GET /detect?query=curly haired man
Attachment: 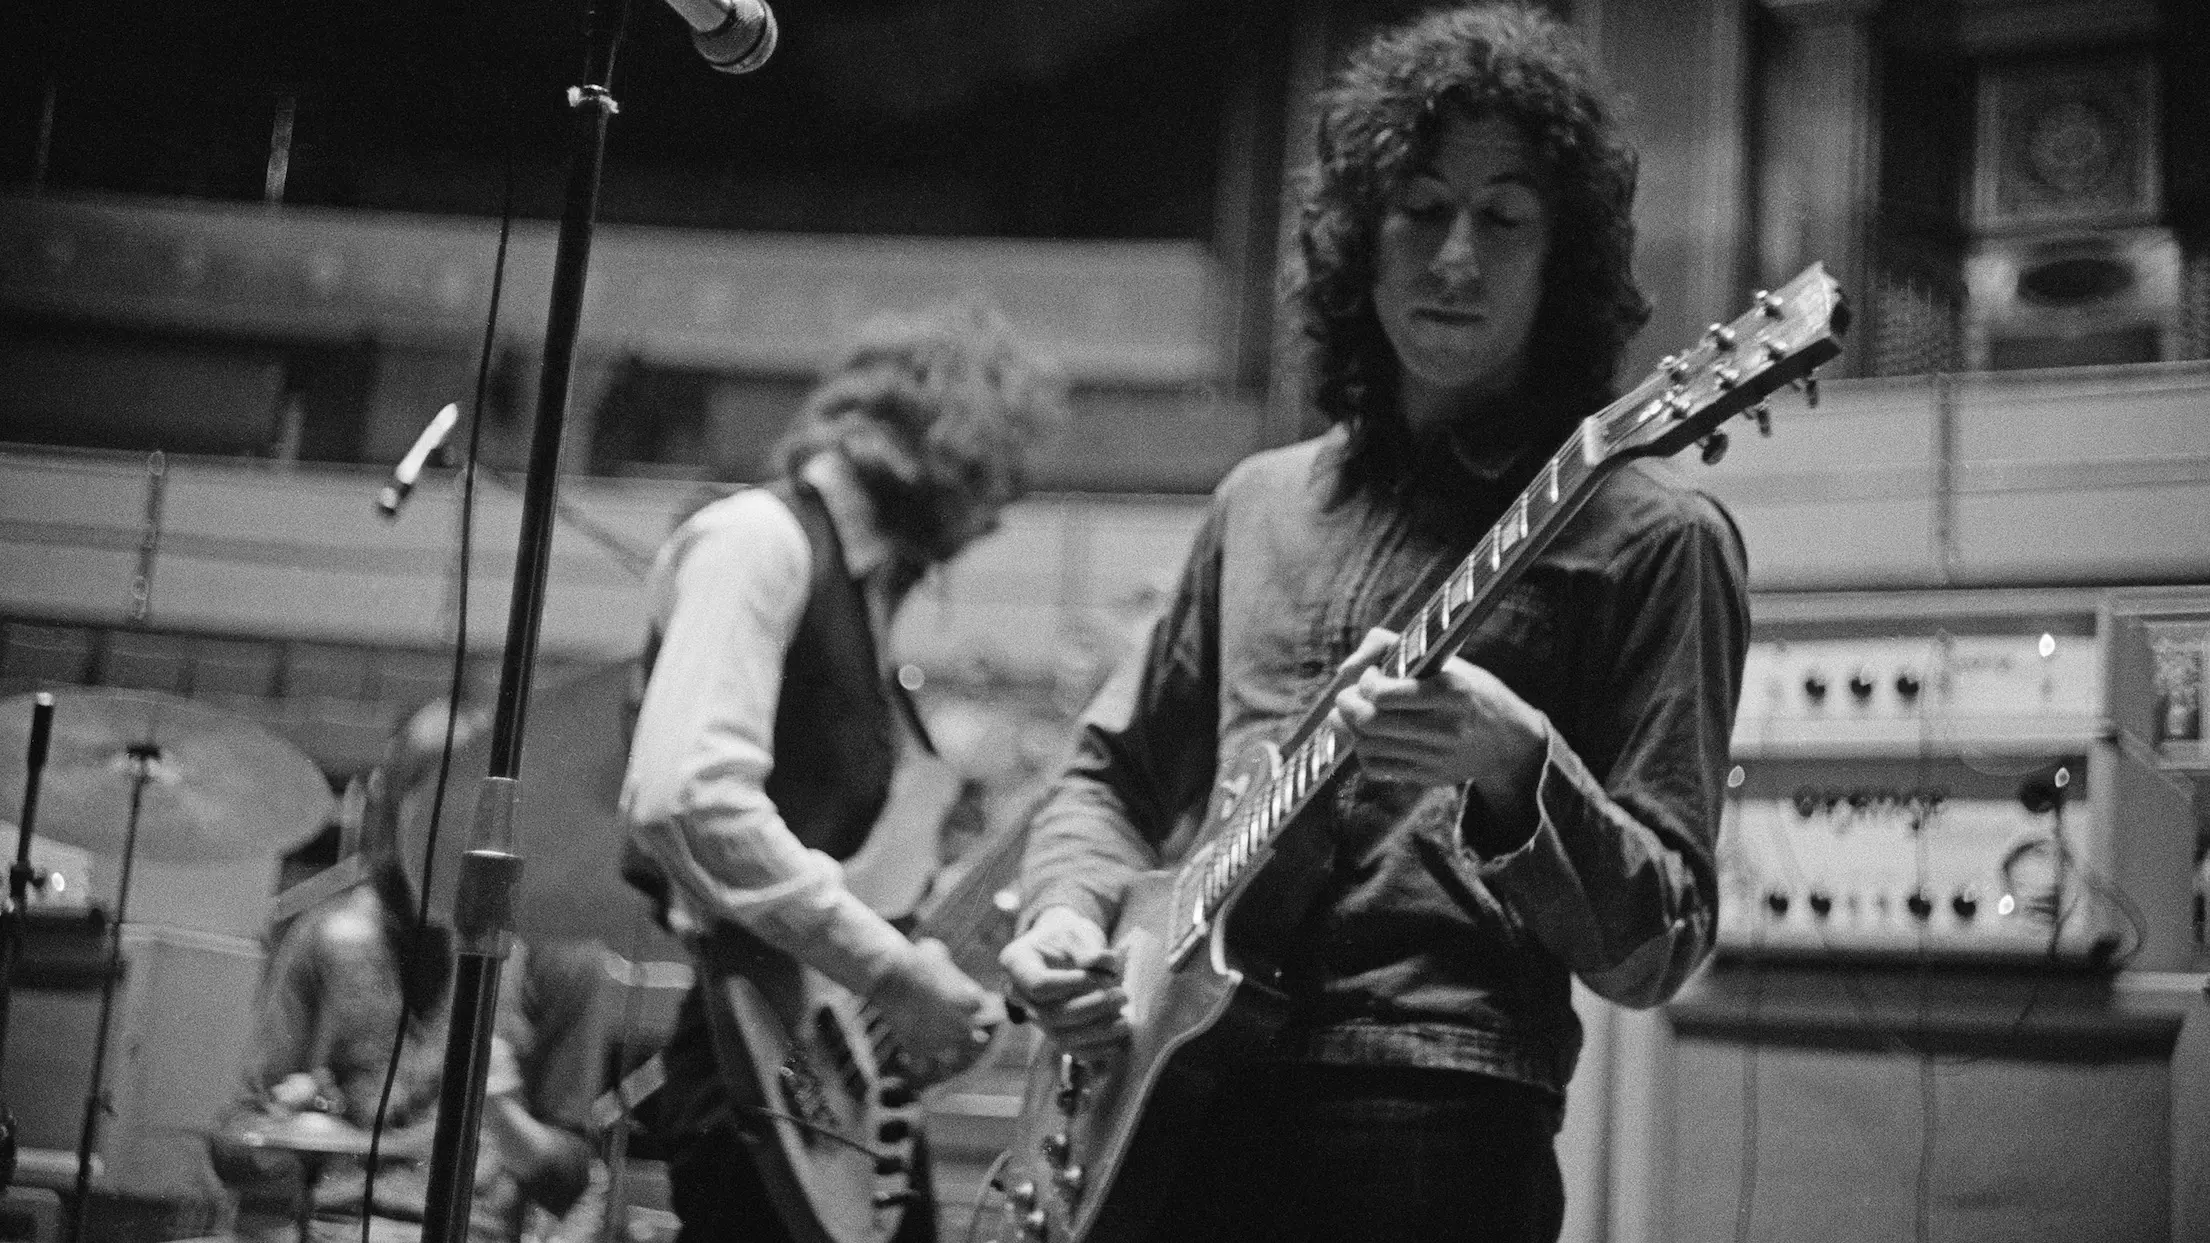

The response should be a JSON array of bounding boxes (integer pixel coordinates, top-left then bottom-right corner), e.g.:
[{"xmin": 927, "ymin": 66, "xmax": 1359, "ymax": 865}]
[{"xmin": 1000, "ymin": 8, "xmax": 1750, "ymax": 1240}]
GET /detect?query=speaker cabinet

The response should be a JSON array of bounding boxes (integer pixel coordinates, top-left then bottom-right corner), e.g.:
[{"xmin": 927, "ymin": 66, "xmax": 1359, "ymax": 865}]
[
  {"xmin": 1960, "ymin": 49, "xmax": 2174, "ymax": 371},
  {"xmin": 1964, "ymin": 226, "xmax": 2181, "ymax": 370}
]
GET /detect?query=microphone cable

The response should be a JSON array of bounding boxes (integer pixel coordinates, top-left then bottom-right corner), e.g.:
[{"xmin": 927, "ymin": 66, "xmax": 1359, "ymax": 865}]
[{"xmin": 357, "ymin": 7, "xmax": 529, "ymax": 1236}]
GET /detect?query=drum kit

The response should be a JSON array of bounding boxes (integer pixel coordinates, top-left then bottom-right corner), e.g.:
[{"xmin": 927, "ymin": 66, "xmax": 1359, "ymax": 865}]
[
  {"xmin": 1, "ymin": 665, "xmax": 669, "ymax": 1243},
  {"xmin": 0, "ymin": 687, "xmax": 335, "ymax": 1241}
]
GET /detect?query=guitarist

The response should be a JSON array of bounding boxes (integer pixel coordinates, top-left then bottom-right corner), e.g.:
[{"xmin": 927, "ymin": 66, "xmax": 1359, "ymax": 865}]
[
  {"xmin": 999, "ymin": 6, "xmax": 1750, "ymax": 1242},
  {"xmin": 620, "ymin": 301, "xmax": 1064, "ymax": 1243}
]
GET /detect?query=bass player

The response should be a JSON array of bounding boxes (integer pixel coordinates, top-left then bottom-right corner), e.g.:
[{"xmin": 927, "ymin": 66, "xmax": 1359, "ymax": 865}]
[
  {"xmin": 620, "ymin": 301, "xmax": 1065, "ymax": 1243},
  {"xmin": 998, "ymin": 6, "xmax": 1751, "ymax": 1241}
]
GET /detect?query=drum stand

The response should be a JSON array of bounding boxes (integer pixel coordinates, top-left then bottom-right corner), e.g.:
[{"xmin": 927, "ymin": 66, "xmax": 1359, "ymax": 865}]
[
  {"xmin": 0, "ymin": 693, "xmax": 58, "ymax": 1195},
  {"xmin": 65, "ymin": 744, "xmax": 158, "ymax": 1243}
]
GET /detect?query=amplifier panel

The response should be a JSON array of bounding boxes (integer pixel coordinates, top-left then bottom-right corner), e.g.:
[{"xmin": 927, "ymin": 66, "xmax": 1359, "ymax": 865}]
[
  {"xmin": 1733, "ymin": 633, "xmax": 2101, "ymax": 757},
  {"xmin": 1715, "ymin": 760, "xmax": 2114, "ymax": 963}
]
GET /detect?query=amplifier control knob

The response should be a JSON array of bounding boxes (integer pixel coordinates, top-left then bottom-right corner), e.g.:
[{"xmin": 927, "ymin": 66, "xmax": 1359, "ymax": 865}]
[
  {"xmin": 1764, "ymin": 890, "xmax": 1791, "ymax": 917},
  {"xmin": 1803, "ymin": 672, "xmax": 1830, "ymax": 703},
  {"xmin": 1952, "ymin": 890, "xmax": 1979, "ymax": 921},
  {"xmin": 1894, "ymin": 670, "xmax": 1923, "ymax": 701},
  {"xmin": 1906, "ymin": 890, "xmax": 1935, "ymax": 921},
  {"xmin": 1848, "ymin": 670, "xmax": 1876, "ymax": 701},
  {"xmin": 1808, "ymin": 890, "xmax": 1834, "ymax": 919}
]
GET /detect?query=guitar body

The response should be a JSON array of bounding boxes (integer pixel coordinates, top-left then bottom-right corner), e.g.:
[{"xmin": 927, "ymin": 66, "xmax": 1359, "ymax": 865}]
[
  {"xmin": 993, "ymin": 745, "xmax": 1295, "ymax": 1243},
  {"xmin": 690, "ymin": 927, "xmax": 925, "ymax": 1243},
  {"xmin": 683, "ymin": 764, "xmax": 1032, "ymax": 1243}
]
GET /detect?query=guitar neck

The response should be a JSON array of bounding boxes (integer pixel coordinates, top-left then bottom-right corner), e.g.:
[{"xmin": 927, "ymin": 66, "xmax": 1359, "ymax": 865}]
[
  {"xmin": 1170, "ymin": 411, "xmax": 1625, "ymax": 963},
  {"xmin": 1165, "ymin": 262, "xmax": 1847, "ymax": 970}
]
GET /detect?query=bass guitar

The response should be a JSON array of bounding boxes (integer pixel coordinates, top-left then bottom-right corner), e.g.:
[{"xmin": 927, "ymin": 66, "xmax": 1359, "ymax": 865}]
[
  {"xmin": 989, "ymin": 264, "xmax": 1850, "ymax": 1243},
  {"xmin": 688, "ymin": 764, "xmax": 1034, "ymax": 1243}
]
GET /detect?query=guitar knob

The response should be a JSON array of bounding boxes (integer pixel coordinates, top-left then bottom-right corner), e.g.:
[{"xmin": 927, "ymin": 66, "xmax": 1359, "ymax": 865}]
[
  {"xmin": 1023, "ymin": 1208, "xmax": 1048, "ymax": 1236},
  {"xmin": 877, "ymin": 1118, "xmax": 912, "ymax": 1143},
  {"xmin": 1008, "ymin": 1181, "xmax": 1038, "ymax": 1207},
  {"xmin": 875, "ymin": 1154, "xmax": 909, "ymax": 1176},
  {"xmin": 879, "ymin": 1081, "xmax": 916, "ymax": 1108},
  {"xmin": 1055, "ymin": 1164, "xmax": 1085, "ymax": 1196},
  {"xmin": 872, "ymin": 1189, "xmax": 923, "ymax": 1209},
  {"xmin": 1041, "ymin": 1132, "xmax": 1071, "ymax": 1164},
  {"xmin": 1698, "ymin": 432, "xmax": 1729, "ymax": 465},
  {"xmin": 1056, "ymin": 1087, "xmax": 1082, "ymax": 1116}
]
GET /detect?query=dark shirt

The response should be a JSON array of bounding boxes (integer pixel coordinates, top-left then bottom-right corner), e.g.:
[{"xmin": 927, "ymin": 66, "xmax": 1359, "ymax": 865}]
[{"xmin": 1020, "ymin": 426, "xmax": 1750, "ymax": 1095}]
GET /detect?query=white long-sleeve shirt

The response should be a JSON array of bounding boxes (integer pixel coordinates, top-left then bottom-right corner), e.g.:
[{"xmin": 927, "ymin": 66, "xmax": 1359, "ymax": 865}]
[{"xmin": 620, "ymin": 463, "xmax": 917, "ymax": 996}]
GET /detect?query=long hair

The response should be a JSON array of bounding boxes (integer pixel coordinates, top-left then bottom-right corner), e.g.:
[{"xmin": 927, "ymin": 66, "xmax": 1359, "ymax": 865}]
[
  {"xmin": 771, "ymin": 300, "xmax": 1069, "ymax": 579},
  {"xmin": 1293, "ymin": 3, "xmax": 1651, "ymax": 494}
]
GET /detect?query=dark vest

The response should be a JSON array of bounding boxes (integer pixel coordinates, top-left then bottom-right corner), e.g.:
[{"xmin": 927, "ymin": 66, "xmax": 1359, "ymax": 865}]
[
  {"xmin": 628, "ymin": 478, "xmax": 928, "ymax": 869},
  {"xmin": 758, "ymin": 477, "xmax": 901, "ymax": 861}
]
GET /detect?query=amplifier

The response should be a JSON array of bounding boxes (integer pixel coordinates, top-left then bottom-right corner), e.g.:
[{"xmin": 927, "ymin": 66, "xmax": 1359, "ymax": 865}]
[
  {"xmin": 1732, "ymin": 632, "xmax": 2101, "ymax": 757},
  {"xmin": 1715, "ymin": 612, "xmax": 2196, "ymax": 969},
  {"xmin": 0, "ymin": 926, "xmax": 264, "ymax": 1199},
  {"xmin": 1716, "ymin": 758, "xmax": 2116, "ymax": 964}
]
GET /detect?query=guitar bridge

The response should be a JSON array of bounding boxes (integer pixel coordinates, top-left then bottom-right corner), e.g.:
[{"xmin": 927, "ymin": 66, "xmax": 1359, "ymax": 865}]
[{"xmin": 779, "ymin": 1054, "xmax": 838, "ymax": 1133}]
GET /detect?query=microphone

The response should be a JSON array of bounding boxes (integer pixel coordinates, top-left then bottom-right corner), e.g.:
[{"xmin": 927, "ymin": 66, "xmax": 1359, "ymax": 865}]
[
  {"xmin": 664, "ymin": 0, "xmax": 778, "ymax": 74},
  {"xmin": 377, "ymin": 403, "xmax": 460, "ymax": 519}
]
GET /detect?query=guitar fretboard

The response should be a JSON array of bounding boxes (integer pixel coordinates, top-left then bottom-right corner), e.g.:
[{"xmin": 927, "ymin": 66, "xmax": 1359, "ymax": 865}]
[
  {"xmin": 1165, "ymin": 263, "xmax": 1845, "ymax": 968},
  {"xmin": 1173, "ymin": 410, "xmax": 1618, "ymax": 961}
]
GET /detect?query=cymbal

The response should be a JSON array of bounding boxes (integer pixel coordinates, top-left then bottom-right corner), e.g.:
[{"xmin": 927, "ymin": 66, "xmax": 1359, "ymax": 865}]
[
  {"xmin": 1, "ymin": 688, "xmax": 334, "ymax": 865},
  {"xmin": 222, "ymin": 1110, "xmax": 376, "ymax": 1157}
]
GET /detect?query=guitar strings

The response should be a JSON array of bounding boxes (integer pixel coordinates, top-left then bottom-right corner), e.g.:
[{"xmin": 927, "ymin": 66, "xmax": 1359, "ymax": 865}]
[
  {"xmin": 728, "ymin": 1103, "xmax": 891, "ymax": 1161},
  {"xmin": 964, "ymin": 1150, "xmax": 1015, "ymax": 1243}
]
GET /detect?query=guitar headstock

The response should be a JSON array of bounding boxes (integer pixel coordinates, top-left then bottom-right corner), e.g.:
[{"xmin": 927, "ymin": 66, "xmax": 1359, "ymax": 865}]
[{"xmin": 1598, "ymin": 262, "xmax": 1849, "ymax": 465}]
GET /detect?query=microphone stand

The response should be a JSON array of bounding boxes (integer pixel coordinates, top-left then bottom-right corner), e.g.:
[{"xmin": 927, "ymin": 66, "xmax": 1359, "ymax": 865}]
[
  {"xmin": 0, "ymin": 693, "xmax": 58, "ymax": 1195},
  {"xmin": 418, "ymin": 1, "xmax": 632, "ymax": 1239}
]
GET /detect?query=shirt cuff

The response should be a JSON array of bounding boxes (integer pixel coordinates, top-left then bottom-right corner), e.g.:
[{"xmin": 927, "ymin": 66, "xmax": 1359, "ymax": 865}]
[
  {"xmin": 1463, "ymin": 722, "xmax": 1600, "ymax": 880},
  {"xmin": 640, "ymin": 831, "xmax": 916, "ymax": 997},
  {"xmin": 1019, "ymin": 883, "xmax": 1116, "ymax": 936}
]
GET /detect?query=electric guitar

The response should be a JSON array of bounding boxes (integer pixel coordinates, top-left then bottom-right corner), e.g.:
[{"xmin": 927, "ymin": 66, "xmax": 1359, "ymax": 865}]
[
  {"xmin": 988, "ymin": 264, "xmax": 1850, "ymax": 1243},
  {"xmin": 688, "ymin": 776, "xmax": 1033, "ymax": 1243}
]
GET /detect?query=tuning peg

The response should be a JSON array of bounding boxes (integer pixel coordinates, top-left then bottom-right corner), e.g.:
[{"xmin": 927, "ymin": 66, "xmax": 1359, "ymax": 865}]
[
  {"xmin": 1755, "ymin": 289, "xmax": 1784, "ymax": 318},
  {"xmin": 1713, "ymin": 365, "xmax": 1741, "ymax": 390},
  {"xmin": 1705, "ymin": 323, "xmax": 1738, "ymax": 350},
  {"xmin": 1662, "ymin": 353, "xmax": 1688, "ymax": 384},
  {"xmin": 1751, "ymin": 403, "xmax": 1772, "ymax": 436},
  {"xmin": 1792, "ymin": 374, "xmax": 1821, "ymax": 408},
  {"xmin": 1698, "ymin": 432, "xmax": 1730, "ymax": 465}
]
